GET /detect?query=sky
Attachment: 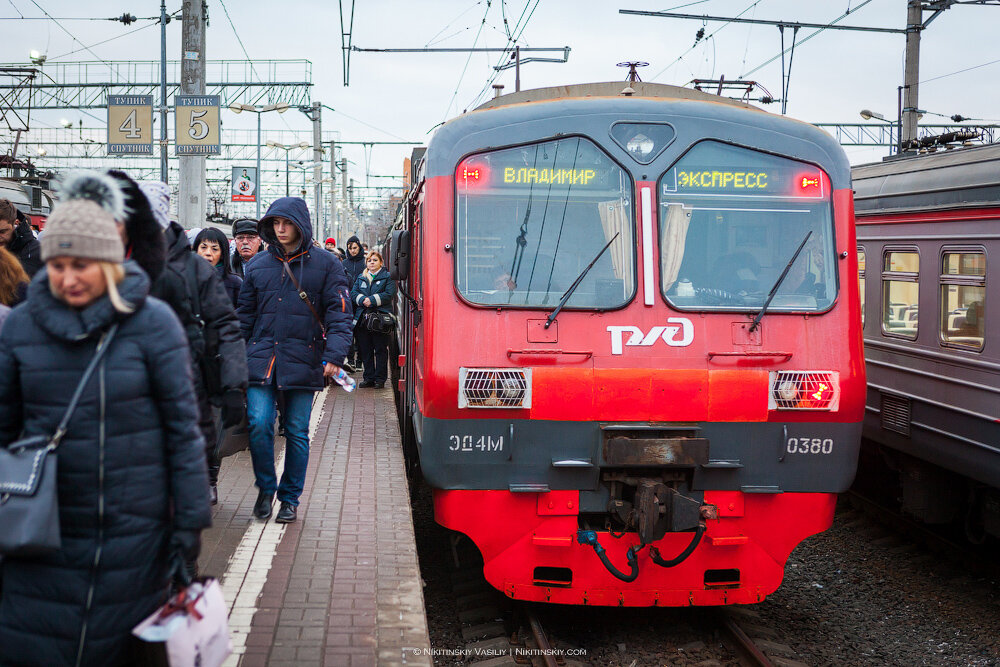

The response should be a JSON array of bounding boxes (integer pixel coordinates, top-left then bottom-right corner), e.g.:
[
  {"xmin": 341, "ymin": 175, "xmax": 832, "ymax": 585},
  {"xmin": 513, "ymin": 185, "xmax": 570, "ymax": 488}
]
[{"xmin": 4, "ymin": 0, "xmax": 1000, "ymax": 208}]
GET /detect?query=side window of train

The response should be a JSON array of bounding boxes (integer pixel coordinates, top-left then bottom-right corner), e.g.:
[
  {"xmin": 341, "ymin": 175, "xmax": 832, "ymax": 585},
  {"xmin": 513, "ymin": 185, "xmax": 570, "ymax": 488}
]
[
  {"xmin": 657, "ymin": 140, "xmax": 836, "ymax": 312},
  {"xmin": 857, "ymin": 247, "xmax": 866, "ymax": 328},
  {"xmin": 881, "ymin": 248, "xmax": 919, "ymax": 340},
  {"xmin": 940, "ymin": 248, "xmax": 985, "ymax": 351},
  {"xmin": 454, "ymin": 136, "xmax": 636, "ymax": 308}
]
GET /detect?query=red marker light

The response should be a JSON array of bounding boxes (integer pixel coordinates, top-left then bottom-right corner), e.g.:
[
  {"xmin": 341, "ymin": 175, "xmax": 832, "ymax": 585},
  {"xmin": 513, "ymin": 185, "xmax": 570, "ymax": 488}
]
[
  {"xmin": 457, "ymin": 162, "xmax": 489, "ymax": 187},
  {"xmin": 800, "ymin": 176, "xmax": 819, "ymax": 189}
]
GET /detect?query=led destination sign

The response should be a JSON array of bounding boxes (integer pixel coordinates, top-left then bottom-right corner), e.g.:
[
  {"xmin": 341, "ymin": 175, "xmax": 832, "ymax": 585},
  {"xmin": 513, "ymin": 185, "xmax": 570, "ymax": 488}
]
[
  {"xmin": 458, "ymin": 162, "xmax": 605, "ymax": 187},
  {"xmin": 663, "ymin": 165, "xmax": 825, "ymax": 199}
]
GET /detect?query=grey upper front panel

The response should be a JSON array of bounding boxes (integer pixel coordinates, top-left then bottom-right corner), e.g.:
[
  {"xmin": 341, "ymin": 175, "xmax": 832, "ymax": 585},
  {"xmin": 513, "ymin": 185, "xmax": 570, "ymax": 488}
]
[
  {"xmin": 853, "ymin": 143, "xmax": 1000, "ymax": 214},
  {"xmin": 425, "ymin": 84, "xmax": 851, "ymax": 189}
]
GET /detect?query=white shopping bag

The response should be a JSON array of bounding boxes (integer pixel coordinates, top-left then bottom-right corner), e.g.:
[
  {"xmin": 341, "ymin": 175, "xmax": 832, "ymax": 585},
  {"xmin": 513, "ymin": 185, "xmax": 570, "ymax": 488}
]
[{"xmin": 133, "ymin": 578, "xmax": 233, "ymax": 667}]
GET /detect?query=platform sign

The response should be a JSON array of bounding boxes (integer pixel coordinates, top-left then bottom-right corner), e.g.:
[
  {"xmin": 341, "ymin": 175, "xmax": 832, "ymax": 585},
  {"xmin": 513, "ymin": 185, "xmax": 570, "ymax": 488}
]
[
  {"xmin": 107, "ymin": 95, "xmax": 154, "ymax": 155},
  {"xmin": 232, "ymin": 167, "xmax": 257, "ymax": 202},
  {"xmin": 175, "ymin": 95, "xmax": 221, "ymax": 155}
]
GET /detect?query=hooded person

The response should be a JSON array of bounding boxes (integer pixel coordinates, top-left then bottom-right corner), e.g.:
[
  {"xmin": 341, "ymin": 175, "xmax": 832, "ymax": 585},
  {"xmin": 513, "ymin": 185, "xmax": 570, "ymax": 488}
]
[
  {"xmin": 0, "ymin": 173, "xmax": 210, "ymax": 666},
  {"xmin": 236, "ymin": 197, "xmax": 353, "ymax": 523},
  {"xmin": 0, "ymin": 198, "xmax": 44, "ymax": 277},
  {"xmin": 342, "ymin": 234, "xmax": 365, "ymax": 291},
  {"xmin": 102, "ymin": 171, "xmax": 248, "ymax": 507}
]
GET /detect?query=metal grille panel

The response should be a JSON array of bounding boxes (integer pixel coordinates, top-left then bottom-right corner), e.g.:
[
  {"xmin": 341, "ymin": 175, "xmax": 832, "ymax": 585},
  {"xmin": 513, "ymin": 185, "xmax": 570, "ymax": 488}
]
[
  {"xmin": 459, "ymin": 368, "xmax": 531, "ymax": 409},
  {"xmin": 768, "ymin": 371, "xmax": 840, "ymax": 411},
  {"xmin": 880, "ymin": 393, "xmax": 911, "ymax": 435}
]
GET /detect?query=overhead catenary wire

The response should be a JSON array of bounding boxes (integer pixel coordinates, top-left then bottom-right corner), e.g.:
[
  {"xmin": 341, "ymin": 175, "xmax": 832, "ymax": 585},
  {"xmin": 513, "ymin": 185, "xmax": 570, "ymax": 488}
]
[
  {"xmin": 443, "ymin": 0, "xmax": 493, "ymax": 121},
  {"xmin": 27, "ymin": 0, "xmax": 112, "ymax": 65},
  {"xmin": 49, "ymin": 17, "xmax": 166, "ymax": 60},
  {"xmin": 919, "ymin": 56, "xmax": 1000, "ymax": 84},
  {"xmin": 465, "ymin": 0, "xmax": 542, "ymax": 110}
]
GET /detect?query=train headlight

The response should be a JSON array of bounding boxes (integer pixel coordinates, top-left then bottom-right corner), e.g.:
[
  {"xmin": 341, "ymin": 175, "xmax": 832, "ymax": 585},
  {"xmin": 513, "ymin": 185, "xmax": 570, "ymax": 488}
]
[
  {"xmin": 459, "ymin": 368, "xmax": 532, "ymax": 409},
  {"xmin": 768, "ymin": 371, "xmax": 840, "ymax": 411}
]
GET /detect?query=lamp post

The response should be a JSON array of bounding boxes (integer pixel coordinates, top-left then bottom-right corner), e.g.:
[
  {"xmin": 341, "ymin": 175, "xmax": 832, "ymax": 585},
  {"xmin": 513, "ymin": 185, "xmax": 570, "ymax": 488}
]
[
  {"xmin": 860, "ymin": 109, "xmax": 897, "ymax": 155},
  {"xmin": 266, "ymin": 140, "xmax": 310, "ymax": 197},
  {"xmin": 228, "ymin": 102, "xmax": 290, "ymax": 218}
]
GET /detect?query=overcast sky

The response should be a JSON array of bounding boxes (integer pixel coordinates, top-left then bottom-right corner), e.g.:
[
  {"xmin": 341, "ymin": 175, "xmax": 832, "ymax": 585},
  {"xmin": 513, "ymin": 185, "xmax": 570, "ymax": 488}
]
[{"xmin": 5, "ymin": 0, "xmax": 1000, "ymax": 198}]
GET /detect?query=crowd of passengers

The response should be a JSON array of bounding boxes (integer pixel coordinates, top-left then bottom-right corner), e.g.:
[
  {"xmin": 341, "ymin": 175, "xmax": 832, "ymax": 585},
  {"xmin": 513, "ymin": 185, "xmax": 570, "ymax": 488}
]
[{"xmin": 0, "ymin": 169, "xmax": 396, "ymax": 666}]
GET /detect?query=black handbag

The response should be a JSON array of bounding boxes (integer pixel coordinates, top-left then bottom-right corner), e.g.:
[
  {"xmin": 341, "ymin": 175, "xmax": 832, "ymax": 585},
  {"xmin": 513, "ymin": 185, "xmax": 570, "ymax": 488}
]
[
  {"xmin": 363, "ymin": 310, "xmax": 395, "ymax": 333},
  {"xmin": 0, "ymin": 324, "xmax": 118, "ymax": 556}
]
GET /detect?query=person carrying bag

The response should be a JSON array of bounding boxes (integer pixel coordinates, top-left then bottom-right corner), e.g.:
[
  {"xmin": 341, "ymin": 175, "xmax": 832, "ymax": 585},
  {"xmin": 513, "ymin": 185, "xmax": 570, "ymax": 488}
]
[
  {"xmin": 350, "ymin": 250, "xmax": 397, "ymax": 389},
  {"xmin": 0, "ymin": 173, "xmax": 212, "ymax": 667}
]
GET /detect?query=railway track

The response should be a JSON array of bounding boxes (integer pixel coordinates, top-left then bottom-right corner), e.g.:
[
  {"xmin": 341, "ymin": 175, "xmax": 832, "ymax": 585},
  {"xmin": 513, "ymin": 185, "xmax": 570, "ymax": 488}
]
[{"xmin": 846, "ymin": 489, "xmax": 1000, "ymax": 582}]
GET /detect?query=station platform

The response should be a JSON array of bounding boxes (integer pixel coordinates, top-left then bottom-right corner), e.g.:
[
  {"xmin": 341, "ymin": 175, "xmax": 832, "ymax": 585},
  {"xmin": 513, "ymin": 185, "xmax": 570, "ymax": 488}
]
[{"xmin": 198, "ymin": 385, "xmax": 432, "ymax": 667}]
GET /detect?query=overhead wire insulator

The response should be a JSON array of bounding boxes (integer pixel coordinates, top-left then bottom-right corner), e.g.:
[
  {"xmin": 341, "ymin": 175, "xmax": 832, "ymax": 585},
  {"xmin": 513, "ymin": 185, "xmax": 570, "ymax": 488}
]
[{"xmin": 118, "ymin": 13, "xmax": 137, "ymax": 25}]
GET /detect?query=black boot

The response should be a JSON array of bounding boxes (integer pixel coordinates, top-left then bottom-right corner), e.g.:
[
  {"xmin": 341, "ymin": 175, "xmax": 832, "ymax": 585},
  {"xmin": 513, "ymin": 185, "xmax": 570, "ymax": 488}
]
[
  {"xmin": 275, "ymin": 502, "xmax": 297, "ymax": 523},
  {"xmin": 209, "ymin": 484, "xmax": 218, "ymax": 506},
  {"xmin": 254, "ymin": 490, "xmax": 274, "ymax": 520}
]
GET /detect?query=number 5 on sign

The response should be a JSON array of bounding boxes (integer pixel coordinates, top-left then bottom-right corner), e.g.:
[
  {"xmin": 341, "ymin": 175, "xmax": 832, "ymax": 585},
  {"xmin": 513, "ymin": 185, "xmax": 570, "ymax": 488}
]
[
  {"xmin": 107, "ymin": 95, "xmax": 154, "ymax": 155},
  {"xmin": 175, "ymin": 95, "xmax": 221, "ymax": 155}
]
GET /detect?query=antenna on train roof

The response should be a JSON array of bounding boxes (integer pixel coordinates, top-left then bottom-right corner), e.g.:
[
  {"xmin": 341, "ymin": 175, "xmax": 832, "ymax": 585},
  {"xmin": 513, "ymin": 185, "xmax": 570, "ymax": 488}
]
[{"xmin": 617, "ymin": 61, "xmax": 648, "ymax": 96}]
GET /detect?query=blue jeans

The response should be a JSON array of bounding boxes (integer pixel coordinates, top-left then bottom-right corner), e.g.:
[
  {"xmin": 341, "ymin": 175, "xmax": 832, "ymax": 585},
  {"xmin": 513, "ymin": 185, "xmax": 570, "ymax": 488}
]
[{"xmin": 247, "ymin": 385, "xmax": 315, "ymax": 506}]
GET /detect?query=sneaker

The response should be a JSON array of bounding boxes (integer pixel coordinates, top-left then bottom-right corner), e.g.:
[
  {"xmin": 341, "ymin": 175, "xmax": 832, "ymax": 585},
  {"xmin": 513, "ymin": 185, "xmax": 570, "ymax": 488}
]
[
  {"xmin": 342, "ymin": 362, "xmax": 357, "ymax": 374},
  {"xmin": 253, "ymin": 490, "xmax": 274, "ymax": 520},
  {"xmin": 275, "ymin": 502, "xmax": 297, "ymax": 523}
]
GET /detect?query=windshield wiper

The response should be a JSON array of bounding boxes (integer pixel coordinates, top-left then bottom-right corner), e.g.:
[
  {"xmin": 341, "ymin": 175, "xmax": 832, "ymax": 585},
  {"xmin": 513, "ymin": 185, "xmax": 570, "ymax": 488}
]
[
  {"xmin": 545, "ymin": 232, "xmax": 619, "ymax": 329},
  {"xmin": 748, "ymin": 230, "xmax": 812, "ymax": 333}
]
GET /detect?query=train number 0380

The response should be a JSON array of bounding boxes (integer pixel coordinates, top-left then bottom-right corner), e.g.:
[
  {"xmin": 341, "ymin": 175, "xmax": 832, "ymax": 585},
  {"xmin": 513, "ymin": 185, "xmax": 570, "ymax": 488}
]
[{"xmin": 786, "ymin": 437, "xmax": 834, "ymax": 455}]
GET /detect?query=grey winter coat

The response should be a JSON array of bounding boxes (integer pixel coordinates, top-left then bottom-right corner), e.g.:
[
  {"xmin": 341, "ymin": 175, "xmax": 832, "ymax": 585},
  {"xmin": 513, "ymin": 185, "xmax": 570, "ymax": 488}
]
[{"xmin": 0, "ymin": 263, "xmax": 211, "ymax": 667}]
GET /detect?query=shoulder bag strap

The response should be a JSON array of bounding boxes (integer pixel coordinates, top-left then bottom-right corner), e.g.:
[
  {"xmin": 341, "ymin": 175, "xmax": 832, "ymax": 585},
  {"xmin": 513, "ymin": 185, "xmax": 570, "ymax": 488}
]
[
  {"xmin": 50, "ymin": 323, "xmax": 119, "ymax": 449},
  {"xmin": 281, "ymin": 260, "xmax": 326, "ymax": 338}
]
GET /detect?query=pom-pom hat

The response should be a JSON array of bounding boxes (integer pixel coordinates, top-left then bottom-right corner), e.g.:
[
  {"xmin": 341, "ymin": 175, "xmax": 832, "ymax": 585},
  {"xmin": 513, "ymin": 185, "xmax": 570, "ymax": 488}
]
[{"xmin": 40, "ymin": 170, "xmax": 125, "ymax": 263}]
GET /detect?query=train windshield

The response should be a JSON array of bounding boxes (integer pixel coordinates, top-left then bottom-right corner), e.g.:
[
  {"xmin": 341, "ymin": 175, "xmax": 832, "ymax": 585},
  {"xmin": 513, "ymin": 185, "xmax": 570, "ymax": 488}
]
[
  {"xmin": 455, "ymin": 137, "xmax": 635, "ymax": 308},
  {"xmin": 658, "ymin": 141, "xmax": 837, "ymax": 312}
]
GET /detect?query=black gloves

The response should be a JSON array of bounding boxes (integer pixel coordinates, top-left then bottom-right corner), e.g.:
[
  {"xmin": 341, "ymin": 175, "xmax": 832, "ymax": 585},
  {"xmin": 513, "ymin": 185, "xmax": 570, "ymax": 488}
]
[
  {"xmin": 170, "ymin": 529, "xmax": 202, "ymax": 563},
  {"xmin": 220, "ymin": 389, "xmax": 245, "ymax": 429}
]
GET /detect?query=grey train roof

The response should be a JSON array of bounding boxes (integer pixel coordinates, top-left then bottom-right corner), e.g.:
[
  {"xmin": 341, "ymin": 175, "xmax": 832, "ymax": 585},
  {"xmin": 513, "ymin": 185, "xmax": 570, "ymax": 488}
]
[
  {"xmin": 424, "ymin": 81, "xmax": 851, "ymax": 189},
  {"xmin": 853, "ymin": 143, "xmax": 1000, "ymax": 215}
]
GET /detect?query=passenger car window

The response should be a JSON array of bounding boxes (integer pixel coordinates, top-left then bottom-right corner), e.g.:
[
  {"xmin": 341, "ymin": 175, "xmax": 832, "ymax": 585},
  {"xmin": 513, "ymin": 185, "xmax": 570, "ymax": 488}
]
[
  {"xmin": 940, "ymin": 250, "xmax": 985, "ymax": 351},
  {"xmin": 657, "ymin": 141, "xmax": 836, "ymax": 312},
  {"xmin": 881, "ymin": 250, "xmax": 919, "ymax": 339},
  {"xmin": 455, "ymin": 137, "xmax": 635, "ymax": 308}
]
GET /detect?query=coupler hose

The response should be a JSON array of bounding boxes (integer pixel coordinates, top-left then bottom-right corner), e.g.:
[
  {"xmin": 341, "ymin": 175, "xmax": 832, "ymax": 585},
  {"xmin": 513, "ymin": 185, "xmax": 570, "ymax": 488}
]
[
  {"xmin": 649, "ymin": 523, "xmax": 706, "ymax": 568},
  {"xmin": 577, "ymin": 530, "xmax": 640, "ymax": 582}
]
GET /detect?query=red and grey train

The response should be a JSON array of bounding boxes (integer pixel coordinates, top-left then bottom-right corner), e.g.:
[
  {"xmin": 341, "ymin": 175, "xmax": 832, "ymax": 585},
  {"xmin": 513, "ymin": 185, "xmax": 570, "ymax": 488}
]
[
  {"xmin": 853, "ymin": 143, "xmax": 1000, "ymax": 541},
  {"xmin": 387, "ymin": 81, "xmax": 865, "ymax": 606}
]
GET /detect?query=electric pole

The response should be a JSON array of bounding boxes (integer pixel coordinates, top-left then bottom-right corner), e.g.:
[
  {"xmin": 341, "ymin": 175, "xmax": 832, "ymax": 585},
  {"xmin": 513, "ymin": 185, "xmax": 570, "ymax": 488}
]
[
  {"xmin": 311, "ymin": 101, "xmax": 323, "ymax": 238},
  {"xmin": 159, "ymin": 0, "xmax": 168, "ymax": 182},
  {"xmin": 179, "ymin": 0, "xmax": 207, "ymax": 227},
  {"xmin": 902, "ymin": 1, "xmax": 923, "ymax": 147}
]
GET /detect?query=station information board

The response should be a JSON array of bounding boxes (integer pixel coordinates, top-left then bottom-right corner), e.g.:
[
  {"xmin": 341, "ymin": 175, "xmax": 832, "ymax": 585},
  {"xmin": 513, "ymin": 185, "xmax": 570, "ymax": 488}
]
[
  {"xmin": 107, "ymin": 95, "xmax": 154, "ymax": 155},
  {"xmin": 175, "ymin": 95, "xmax": 221, "ymax": 155}
]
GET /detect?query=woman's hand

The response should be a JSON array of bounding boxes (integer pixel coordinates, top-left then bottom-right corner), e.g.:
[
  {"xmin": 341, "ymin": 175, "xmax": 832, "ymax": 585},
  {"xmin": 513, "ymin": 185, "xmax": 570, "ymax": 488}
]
[{"xmin": 363, "ymin": 297, "xmax": 371, "ymax": 307}]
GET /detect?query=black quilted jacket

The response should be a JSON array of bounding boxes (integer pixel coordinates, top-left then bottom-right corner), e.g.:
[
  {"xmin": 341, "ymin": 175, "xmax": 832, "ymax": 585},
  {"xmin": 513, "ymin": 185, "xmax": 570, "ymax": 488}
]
[{"xmin": 0, "ymin": 263, "xmax": 211, "ymax": 667}]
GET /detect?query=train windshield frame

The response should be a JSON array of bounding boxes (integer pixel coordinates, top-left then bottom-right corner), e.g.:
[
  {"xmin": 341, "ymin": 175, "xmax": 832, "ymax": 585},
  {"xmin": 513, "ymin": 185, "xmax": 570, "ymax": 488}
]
[
  {"xmin": 454, "ymin": 136, "xmax": 637, "ymax": 309},
  {"xmin": 657, "ymin": 140, "xmax": 838, "ymax": 313}
]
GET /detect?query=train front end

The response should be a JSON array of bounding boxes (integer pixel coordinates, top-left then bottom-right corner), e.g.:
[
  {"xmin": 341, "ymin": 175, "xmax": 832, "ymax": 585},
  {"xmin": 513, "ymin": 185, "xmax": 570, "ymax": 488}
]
[{"xmin": 404, "ymin": 83, "xmax": 865, "ymax": 606}]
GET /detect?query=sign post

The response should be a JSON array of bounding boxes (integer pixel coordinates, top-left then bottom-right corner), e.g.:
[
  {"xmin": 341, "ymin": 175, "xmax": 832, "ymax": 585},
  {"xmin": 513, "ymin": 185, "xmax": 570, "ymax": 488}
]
[
  {"xmin": 175, "ymin": 95, "xmax": 221, "ymax": 155},
  {"xmin": 107, "ymin": 95, "xmax": 154, "ymax": 155}
]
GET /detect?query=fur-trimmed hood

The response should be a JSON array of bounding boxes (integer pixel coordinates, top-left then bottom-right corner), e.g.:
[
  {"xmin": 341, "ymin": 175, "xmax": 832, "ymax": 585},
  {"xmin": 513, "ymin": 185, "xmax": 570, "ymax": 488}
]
[{"xmin": 106, "ymin": 170, "xmax": 167, "ymax": 281}]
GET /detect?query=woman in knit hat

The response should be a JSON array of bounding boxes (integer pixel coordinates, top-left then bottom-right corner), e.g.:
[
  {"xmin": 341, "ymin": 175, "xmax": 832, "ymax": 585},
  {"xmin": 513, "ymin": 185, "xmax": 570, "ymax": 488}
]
[{"xmin": 0, "ymin": 172, "xmax": 211, "ymax": 667}]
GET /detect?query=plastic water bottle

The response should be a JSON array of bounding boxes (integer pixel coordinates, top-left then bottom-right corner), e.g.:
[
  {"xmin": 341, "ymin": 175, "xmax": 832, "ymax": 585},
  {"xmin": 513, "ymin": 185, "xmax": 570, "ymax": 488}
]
[{"xmin": 330, "ymin": 365, "xmax": 356, "ymax": 393}]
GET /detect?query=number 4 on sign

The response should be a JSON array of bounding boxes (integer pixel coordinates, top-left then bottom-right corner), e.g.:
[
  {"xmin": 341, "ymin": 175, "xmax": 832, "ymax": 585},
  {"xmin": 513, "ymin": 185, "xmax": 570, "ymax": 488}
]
[{"xmin": 119, "ymin": 109, "xmax": 141, "ymax": 139}]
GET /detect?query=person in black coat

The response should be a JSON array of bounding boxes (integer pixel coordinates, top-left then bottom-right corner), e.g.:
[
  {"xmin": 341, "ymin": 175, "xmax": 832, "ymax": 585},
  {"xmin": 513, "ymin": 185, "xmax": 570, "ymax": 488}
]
[
  {"xmin": 350, "ymin": 250, "xmax": 397, "ymax": 388},
  {"xmin": 0, "ymin": 192, "xmax": 211, "ymax": 667},
  {"xmin": 111, "ymin": 174, "xmax": 247, "ymax": 506},
  {"xmin": 342, "ymin": 235, "xmax": 365, "ymax": 368},
  {"xmin": 237, "ymin": 197, "xmax": 353, "ymax": 523},
  {"xmin": 193, "ymin": 227, "xmax": 243, "ymax": 307},
  {"xmin": 231, "ymin": 217, "xmax": 264, "ymax": 279},
  {"xmin": 0, "ymin": 199, "xmax": 42, "ymax": 277}
]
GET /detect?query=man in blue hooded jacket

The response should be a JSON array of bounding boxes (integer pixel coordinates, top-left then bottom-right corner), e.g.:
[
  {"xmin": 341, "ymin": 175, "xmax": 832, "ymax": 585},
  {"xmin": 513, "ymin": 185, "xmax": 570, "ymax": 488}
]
[{"xmin": 237, "ymin": 197, "xmax": 353, "ymax": 522}]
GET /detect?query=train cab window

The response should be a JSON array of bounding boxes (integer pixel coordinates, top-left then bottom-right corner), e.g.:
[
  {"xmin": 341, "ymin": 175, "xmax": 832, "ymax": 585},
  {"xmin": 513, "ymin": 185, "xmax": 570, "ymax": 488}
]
[
  {"xmin": 940, "ymin": 250, "xmax": 985, "ymax": 351},
  {"xmin": 858, "ymin": 247, "xmax": 866, "ymax": 328},
  {"xmin": 657, "ymin": 141, "xmax": 836, "ymax": 312},
  {"xmin": 881, "ymin": 250, "xmax": 919, "ymax": 339},
  {"xmin": 455, "ymin": 137, "xmax": 635, "ymax": 308}
]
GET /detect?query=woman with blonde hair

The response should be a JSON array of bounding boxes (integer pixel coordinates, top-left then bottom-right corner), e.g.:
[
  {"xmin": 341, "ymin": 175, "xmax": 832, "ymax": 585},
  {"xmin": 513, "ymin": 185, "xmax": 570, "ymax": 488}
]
[
  {"xmin": 0, "ymin": 245, "xmax": 29, "ymax": 308},
  {"xmin": 0, "ymin": 177, "xmax": 211, "ymax": 666}
]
